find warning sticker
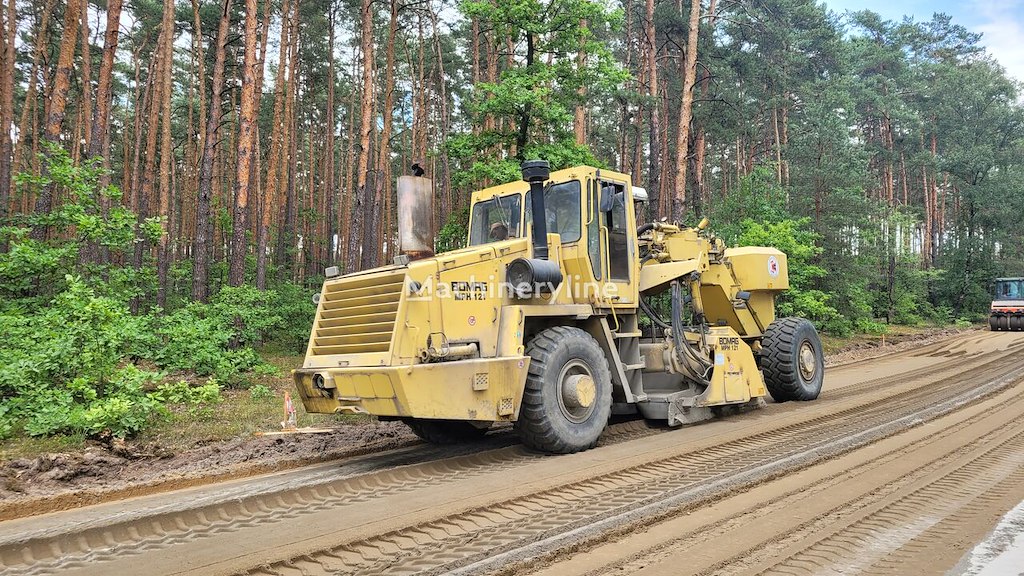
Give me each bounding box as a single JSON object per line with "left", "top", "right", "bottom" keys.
{"left": 714, "top": 352, "right": 725, "bottom": 366}
{"left": 767, "top": 255, "right": 780, "bottom": 278}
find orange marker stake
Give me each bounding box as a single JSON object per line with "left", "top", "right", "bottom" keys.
{"left": 282, "top": 391, "right": 298, "bottom": 431}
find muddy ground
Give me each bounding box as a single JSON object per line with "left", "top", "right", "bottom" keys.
{"left": 0, "top": 326, "right": 976, "bottom": 521}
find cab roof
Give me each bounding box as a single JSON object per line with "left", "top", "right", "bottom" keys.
{"left": 469, "top": 166, "right": 632, "bottom": 204}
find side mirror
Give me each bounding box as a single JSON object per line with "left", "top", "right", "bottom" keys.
{"left": 599, "top": 185, "right": 615, "bottom": 212}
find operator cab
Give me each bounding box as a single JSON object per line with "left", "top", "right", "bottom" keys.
{"left": 465, "top": 166, "right": 641, "bottom": 308}
{"left": 994, "top": 278, "right": 1024, "bottom": 301}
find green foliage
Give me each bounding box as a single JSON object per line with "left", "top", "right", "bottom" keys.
{"left": 150, "top": 380, "right": 222, "bottom": 406}
{"left": 140, "top": 287, "right": 282, "bottom": 385}
{"left": 0, "top": 151, "right": 302, "bottom": 440}
{"left": 1, "top": 146, "right": 160, "bottom": 307}
{"left": 267, "top": 281, "right": 317, "bottom": 353}
{"left": 736, "top": 219, "right": 845, "bottom": 332}
{"left": 0, "top": 280, "right": 167, "bottom": 438}
{"left": 709, "top": 167, "right": 788, "bottom": 242}
{"left": 248, "top": 384, "right": 275, "bottom": 401}
{"left": 437, "top": 207, "right": 470, "bottom": 253}
{"left": 450, "top": 0, "right": 625, "bottom": 192}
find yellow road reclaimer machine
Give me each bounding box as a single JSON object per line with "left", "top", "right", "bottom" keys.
{"left": 293, "top": 161, "right": 824, "bottom": 453}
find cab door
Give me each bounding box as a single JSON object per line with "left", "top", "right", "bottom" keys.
{"left": 588, "top": 175, "right": 638, "bottom": 309}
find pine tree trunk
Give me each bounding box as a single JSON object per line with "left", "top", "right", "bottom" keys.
{"left": 229, "top": 0, "right": 263, "bottom": 286}
{"left": 135, "top": 41, "right": 165, "bottom": 292}
{"left": 429, "top": 4, "right": 452, "bottom": 228}
{"left": 156, "top": 0, "right": 175, "bottom": 306}
{"left": 0, "top": 0, "right": 18, "bottom": 220}
{"left": 32, "top": 0, "right": 82, "bottom": 239}
{"left": 257, "top": 0, "right": 293, "bottom": 289}
{"left": 192, "top": 0, "right": 233, "bottom": 301}
{"left": 644, "top": 0, "right": 661, "bottom": 217}
{"left": 278, "top": 5, "right": 299, "bottom": 277}
{"left": 672, "top": 0, "right": 701, "bottom": 222}
{"left": 78, "top": 9, "right": 93, "bottom": 156}
{"left": 12, "top": 0, "right": 55, "bottom": 182}
{"left": 376, "top": 0, "right": 398, "bottom": 265}
{"left": 574, "top": 19, "right": 588, "bottom": 146}
{"left": 348, "top": 0, "right": 375, "bottom": 273}
{"left": 325, "top": 3, "right": 337, "bottom": 266}
{"left": 82, "top": 0, "right": 122, "bottom": 263}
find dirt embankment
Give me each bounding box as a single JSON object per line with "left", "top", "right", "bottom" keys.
{"left": 0, "top": 421, "right": 415, "bottom": 520}
{"left": 0, "top": 326, "right": 976, "bottom": 521}
{"left": 825, "top": 325, "right": 977, "bottom": 367}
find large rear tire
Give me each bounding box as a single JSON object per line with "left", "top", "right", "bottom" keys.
{"left": 516, "top": 326, "right": 612, "bottom": 454}
{"left": 403, "top": 419, "right": 489, "bottom": 444}
{"left": 760, "top": 317, "right": 824, "bottom": 402}
{"left": 990, "top": 315, "right": 1000, "bottom": 331}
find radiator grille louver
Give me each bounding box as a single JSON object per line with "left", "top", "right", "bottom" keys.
{"left": 310, "top": 270, "right": 405, "bottom": 356}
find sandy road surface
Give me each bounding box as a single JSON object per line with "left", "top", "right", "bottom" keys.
{"left": 1, "top": 330, "right": 1023, "bottom": 576}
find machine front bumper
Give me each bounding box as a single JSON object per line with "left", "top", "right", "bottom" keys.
{"left": 292, "top": 356, "right": 531, "bottom": 422}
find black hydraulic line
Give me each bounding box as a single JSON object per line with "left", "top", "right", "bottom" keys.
{"left": 671, "top": 281, "right": 712, "bottom": 383}
{"left": 640, "top": 296, "right": 671, "bottom": 329}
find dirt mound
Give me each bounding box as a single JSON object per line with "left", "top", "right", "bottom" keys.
{"left": 826, "top": 326, "right": 976, "bottom": 367}
{"left": 0, "top": 421, "right": 416, "bottom": 520}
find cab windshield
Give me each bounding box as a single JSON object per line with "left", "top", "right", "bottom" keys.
{"left": 469, "top": 193, "right": 522, "bottom": 246}
{"left": 524, "top": 180, "right": 582, "bottom": 243}
{"left": 995, "top": 279, "right": 1024, "bottom": 300}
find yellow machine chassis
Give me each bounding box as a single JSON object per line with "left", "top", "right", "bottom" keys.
{"left": 293, "top": 356, "right": 531, "bottom": 421}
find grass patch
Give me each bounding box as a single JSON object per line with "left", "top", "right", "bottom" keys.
{"left": 0, "top": 433, "right": 88, "bottom": 461}
{"left": 819, "top": 323, "right": 959, "bottom": 355}
{"left": 135, "top": 353, "right": 369, "bottom": 452}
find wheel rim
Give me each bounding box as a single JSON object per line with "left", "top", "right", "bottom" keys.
{"left": 798, "top": 341, "right": 817, "bottom": 381}
{"left": 557, "top": 359, "right": 597, "bottom": 424}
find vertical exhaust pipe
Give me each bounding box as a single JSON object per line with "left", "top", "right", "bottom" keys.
{"left": 521, "top": 159, "right": 551, "bottom": 260}
{"left": 397, "top": 163, "right": 435, "bottom": 261}
{"left": 506, "top": 159, "right": 562, "bottom": 298}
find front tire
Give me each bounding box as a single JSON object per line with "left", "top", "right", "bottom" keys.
{"left": 516, "top": 326, "right": 612, "bottom": 454}
{"left": 761, "top": 317, "right": 824, "bottom": 402}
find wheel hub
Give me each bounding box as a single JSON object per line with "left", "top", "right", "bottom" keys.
{"left": 558, "top": 360, "right": 597, "bottom": 423}
{"left": 798, "top": 341, "right": 817, "bottom": 380}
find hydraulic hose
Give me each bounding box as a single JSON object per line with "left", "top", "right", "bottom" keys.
{"left": 671, "top": 281, "right": 712, "bottom": 384}
{"left": 640, "top": 296, "right": 671, "bottom": 330}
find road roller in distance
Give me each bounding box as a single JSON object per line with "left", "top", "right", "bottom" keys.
{"left": 990, "top": 277, "right": 1024, "bottom": 331}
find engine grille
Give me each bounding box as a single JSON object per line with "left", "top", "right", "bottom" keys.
{"left": 310, "top": 269, "right": 405, "bottom": 356}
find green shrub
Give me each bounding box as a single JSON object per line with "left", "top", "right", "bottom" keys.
{"left": 269, "top": 281, "right": 316, "bottom": 353}
{"left": 249, "top": 384, "right": 275, "bottom": 401}
{"left": 141, "top": 286, "right": 282, "bottom": 385}
{"left": 150, "top": 380, "right": 222, "bottom": 405}
{"left": 737, "top": 218, "right": 844, "bottom": 332}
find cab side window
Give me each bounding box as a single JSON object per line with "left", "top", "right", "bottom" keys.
{"left": 602, "top": 181, "right": 630, "bottom": 281}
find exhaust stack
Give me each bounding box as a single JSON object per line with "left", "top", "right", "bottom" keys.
{"left": 505, "top": 159, "right": 562, "bottom": 298}
{"left": 521, "top": 159, "right": 551, "bottom": 260}
{"left": 397, "top": 167, "right": 434, "bottom": 261}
